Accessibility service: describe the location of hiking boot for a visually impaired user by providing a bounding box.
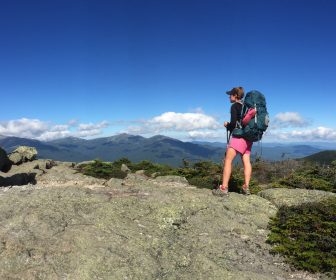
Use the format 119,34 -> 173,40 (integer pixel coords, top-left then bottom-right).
241,185 -> 251,195
212,185 -> 229,197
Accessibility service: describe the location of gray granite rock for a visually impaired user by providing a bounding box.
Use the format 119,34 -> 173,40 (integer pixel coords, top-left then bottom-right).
121,163 -> 131,173
155,175 -> 189,184
258,188 -> 336,208
8,146 -> 37,165
0,163 -> 330,280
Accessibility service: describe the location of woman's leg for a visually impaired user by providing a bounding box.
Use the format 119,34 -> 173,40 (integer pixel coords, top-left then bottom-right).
222,147 -> 237,188
241,153 -> 252,188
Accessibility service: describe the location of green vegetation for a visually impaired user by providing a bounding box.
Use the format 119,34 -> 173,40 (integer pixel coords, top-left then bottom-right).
77,158 -> 222,190
78,157 -> 336,193
302,150 -> 336,166
267,197 -> 336,275
272,161 -> 336,193
80,159 -> 128,179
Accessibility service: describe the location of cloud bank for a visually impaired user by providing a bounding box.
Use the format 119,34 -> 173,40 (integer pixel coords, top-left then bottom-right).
267,112 -> 336,142
126,111 -> 335,142
272,112 -> 309,128
0,118 -> 109,141
1,111 -> 334,143
269,127 -> 336,142
126,110 -> 222,138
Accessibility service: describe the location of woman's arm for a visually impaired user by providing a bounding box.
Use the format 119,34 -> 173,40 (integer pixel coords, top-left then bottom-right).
226,104 -> 240,132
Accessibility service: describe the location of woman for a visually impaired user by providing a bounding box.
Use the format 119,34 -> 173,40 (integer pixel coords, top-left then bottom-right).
213,86 -> 252,196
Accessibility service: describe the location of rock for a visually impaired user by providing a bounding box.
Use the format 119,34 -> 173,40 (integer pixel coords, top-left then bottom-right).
74,160 -> 95,169
8,146 -> 37,165
0,159 -> 59,187
0,162 -> 329,279
0,147 -> 12,172
135,170 -> 147,176
121,163 -> 131,173
45,160 -> 57,169
105,177 -> 123,188
0,173 -> 37,187
151,172 -> 161,178
258,188 -> 336,208
155,175 -> 189,185
123,173 -> 148,185
36,163 -> 105,187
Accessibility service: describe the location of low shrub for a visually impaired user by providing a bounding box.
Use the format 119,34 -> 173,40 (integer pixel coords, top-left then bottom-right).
277,171 -> 334,192
82,159 -> 127,179
267,197 -> 336,274
188,176 -> 220,190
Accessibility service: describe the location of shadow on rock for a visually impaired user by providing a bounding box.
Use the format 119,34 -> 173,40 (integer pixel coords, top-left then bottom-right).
0,147 -> 12,173
0,173 -> 37,187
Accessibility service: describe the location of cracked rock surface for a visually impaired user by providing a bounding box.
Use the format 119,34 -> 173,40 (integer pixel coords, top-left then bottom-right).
0,160 -> 333,279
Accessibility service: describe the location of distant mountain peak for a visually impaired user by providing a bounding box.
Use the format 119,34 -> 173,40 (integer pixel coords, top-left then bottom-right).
47,136 -> 86,143
149,135 -> 178,141
109,133 -> 144,141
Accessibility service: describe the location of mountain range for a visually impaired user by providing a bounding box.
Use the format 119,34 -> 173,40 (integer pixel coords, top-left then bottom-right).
0,134 -> 224,166
0,134 -> 334,166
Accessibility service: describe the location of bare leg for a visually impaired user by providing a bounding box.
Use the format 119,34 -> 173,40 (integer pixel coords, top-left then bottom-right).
241,153 -> 252,188
222,147 -> 237,189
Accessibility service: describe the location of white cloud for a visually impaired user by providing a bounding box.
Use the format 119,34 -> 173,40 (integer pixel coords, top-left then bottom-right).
76,121 -> 109,138
188,130 -> 223,139
0,118 -> 110,141
151,112 -> 220,131
78,121 -> 109,131
272,112 -> 309,128
0,118 -> 49,139
267,126 -> 336,142
126,111 -> 221,135
51,124 -> 69,132
38,130 -> 71,141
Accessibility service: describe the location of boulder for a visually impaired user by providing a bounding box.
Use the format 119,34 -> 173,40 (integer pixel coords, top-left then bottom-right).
74,160 -> 95,169
121,163 -> 131,173
258,188 -> 336,208
105,177 -> 124,188
151,172 -> 161,178
154,175 -> 189,185
8,146 -> 37,165
135,170 -> 147,176
0,147 -> 12,172
45,160 -> 57,169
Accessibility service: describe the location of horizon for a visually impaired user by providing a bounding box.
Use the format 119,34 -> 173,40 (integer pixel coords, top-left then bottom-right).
1,0 -> 336,143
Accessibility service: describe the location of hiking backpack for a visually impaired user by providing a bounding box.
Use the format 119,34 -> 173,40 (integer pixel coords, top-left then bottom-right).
232,90 -> 269,142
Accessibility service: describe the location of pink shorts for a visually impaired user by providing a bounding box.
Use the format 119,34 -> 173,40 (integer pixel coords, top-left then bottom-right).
227,137 -> 252,155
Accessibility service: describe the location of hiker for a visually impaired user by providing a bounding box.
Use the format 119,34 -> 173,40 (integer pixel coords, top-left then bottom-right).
213,87 -> 252,196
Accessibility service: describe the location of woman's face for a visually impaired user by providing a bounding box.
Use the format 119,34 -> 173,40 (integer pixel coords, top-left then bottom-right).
229,94 -> 237,103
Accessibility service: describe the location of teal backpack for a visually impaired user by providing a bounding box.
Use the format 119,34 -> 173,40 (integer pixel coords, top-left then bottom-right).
232,90 -> 269,142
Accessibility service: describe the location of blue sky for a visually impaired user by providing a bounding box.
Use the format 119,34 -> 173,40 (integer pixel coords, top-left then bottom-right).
1,0 -> 335,142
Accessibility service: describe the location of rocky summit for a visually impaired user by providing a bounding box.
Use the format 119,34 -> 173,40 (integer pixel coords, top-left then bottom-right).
0,159 -> 334,279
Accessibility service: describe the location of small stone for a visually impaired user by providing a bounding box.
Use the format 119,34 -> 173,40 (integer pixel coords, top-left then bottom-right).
121,164 -> 131,173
